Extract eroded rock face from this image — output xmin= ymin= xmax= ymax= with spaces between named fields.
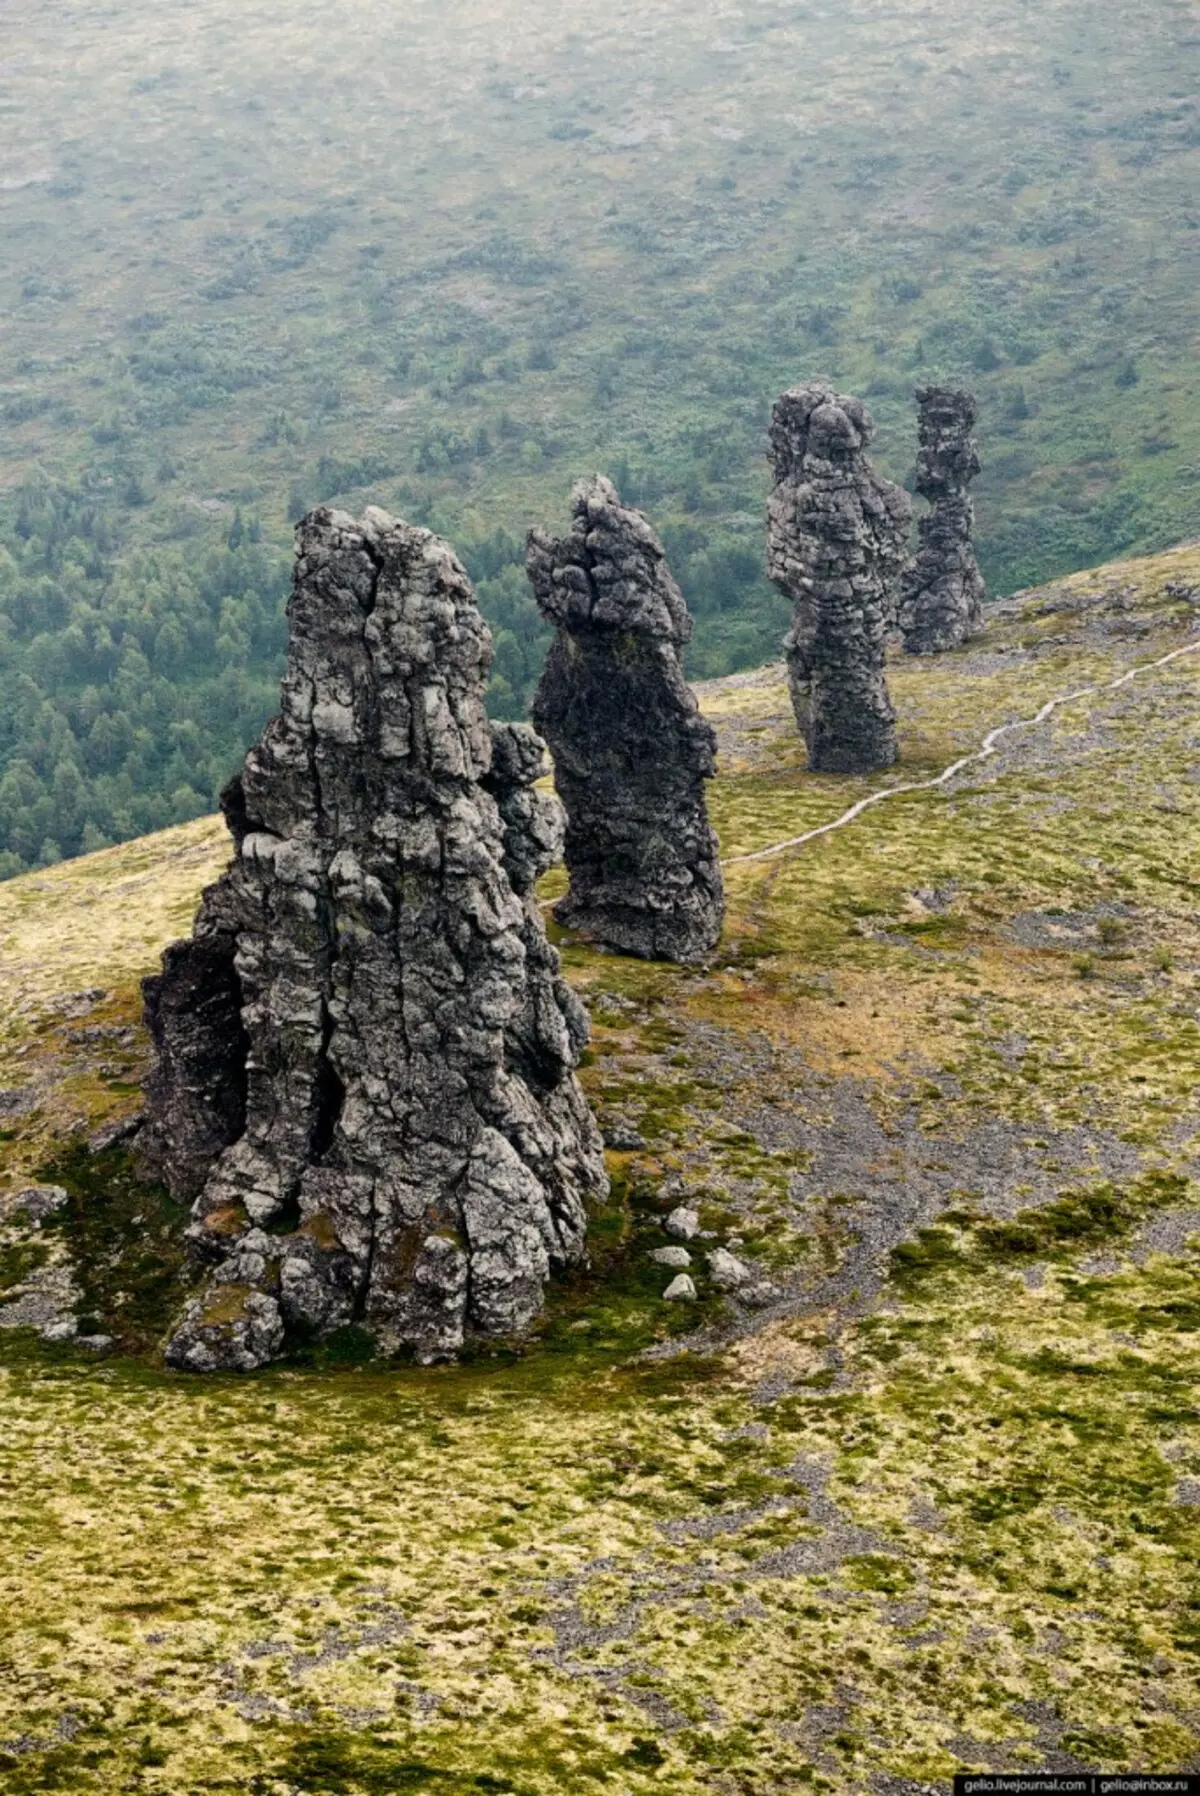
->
xmin=527 ymin=476 xmax=724 ymax=964
xmin=900 ymin=385 xmax=985 ymax=654
xmin=140 ymin=506 xmax=606 ymax=1372
xmin=767 ymin=383 xmax=912 ymax=773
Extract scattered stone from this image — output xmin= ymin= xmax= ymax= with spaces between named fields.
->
xmin=76 ymin=1334 xmax=115 ymax=1353
xmin=664 ymin=1205 xmax=700 ymax=1241
xmin=767 ymin=382 xmax=912 ymax=772
xmin=707 ymin=1247 xmax=752 ymax=1290
xmin=663 ymin=1273 xmax=697 ymax=1302
xmin=139 ymin=506 xmax=607 ymax=1373
xmin=88 ymin=1112 xmax=144 ymax=1155
xmin=900 ymin=386 xmax=986 ymax=654
xmin=41 ymin=1320 xmax=78 ymax=1343
xmin=740 ymin=1280 xmax=781 ymax=1309
xmin=9 ymin=1185 xmax=68 ymax=1226
xmin=527 ymin=475 xmax=724 ymax=963
xmin=51 ymin=988 xmax=109 ymax=1019
xmin=602 ymin=1125 xmax=647 ymax=1152
xmin=650 ymin=1246 xmax=692 ymax=1269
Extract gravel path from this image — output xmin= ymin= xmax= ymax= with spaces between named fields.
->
xmin=726 ymin=635 xmax=1200 ymax=867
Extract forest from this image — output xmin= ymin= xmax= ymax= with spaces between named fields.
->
xmin=0 ymin=0 xmax=1197 ymax=873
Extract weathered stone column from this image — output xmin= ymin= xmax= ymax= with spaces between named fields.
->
xmin=139 ymin=507 xmax=607 ymax=1371
xmin=527 ymin=476 xmax=724 ymax=964
xmin=900 ymin=385 xmax=986 ymax=654
xmin=767 ymin=383 xmax=912 ymax=773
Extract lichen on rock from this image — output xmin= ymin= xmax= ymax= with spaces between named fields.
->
xmin=899 ymin=385 xmax=986 ymax=654
xmin=139 ymin=506 xmax=607 ymax=1372
xmin=767 ymin=382 xmax=912 ymax=773
xmin=526 ymin=475 xmax=724 ymax=964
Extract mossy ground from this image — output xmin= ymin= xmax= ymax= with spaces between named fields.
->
xmin=3 ymin=546 xmax=1200 ymax=1792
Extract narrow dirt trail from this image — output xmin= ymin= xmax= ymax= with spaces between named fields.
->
xmin=723 ymin=636 xmax=1200 ymax=868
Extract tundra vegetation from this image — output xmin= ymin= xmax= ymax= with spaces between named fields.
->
xmin=1 ymin=543 xmax=1199 ymax=1792
xmin=1 ymin=0 xmax=1198 ymax=871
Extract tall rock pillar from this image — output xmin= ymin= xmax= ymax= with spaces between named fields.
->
xmin=139 ymin=507 xmax=607 ymax=1371
xmin=527 ymin=476 xmax=724 ymax=965
xmin=767 ymin=383 xmax=912 ymax=774
xmin=900 ymin=385 xmax=986 ymax=654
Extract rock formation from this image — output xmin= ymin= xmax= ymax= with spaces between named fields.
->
xmin=899 ymin=385 xmax=985 ymax=654
xmin=767 ymin=382 xmax=912 ymax=773
xmin=139 ymin=506 xmax=607 ymax=1372
xmin=526 ymin=476 xmax=724 ymax=964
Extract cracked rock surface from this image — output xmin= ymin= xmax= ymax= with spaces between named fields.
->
xmin=139 ymin=506 xmax=607 ymax=1372
xmin=900 ymin=385 xmax=986 ymax=654
xmin=527 ymin=475 xmax=724 ymax=964
xmin=767 ymin=382 xmax=912 ymax=773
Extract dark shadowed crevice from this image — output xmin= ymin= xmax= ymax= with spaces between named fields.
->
xmin=311 ymin=1051 xmax=345 ymax=1163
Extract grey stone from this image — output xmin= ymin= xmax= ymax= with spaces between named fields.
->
xmin=527 ymin=475 xmax=724 ymax=964
xmin=167 ymin=1288 xmax=286 ymax=1374
xmin=602 ymin=1125 xmax=647 ymax=1152
xmin=741 ymin=1280 xmax=782 ymax=1309
xmin=10 ymin=1185 xmax=68 ymax=1226
xmin=767 ymin=382 xmax=912 ymax=772
xmin=88 ymin=1112 xmax=145 ymax=1155
xmin=140 ymin=506 xmax=607 ymax=1373
xmin=664 ymin=1205 xmax=700 ymax=1241
xmin=707 ymin=1247 xmax=752 ymax=1290
xmin=663 ymin=1273 xmax=697 ymax=1302
xmin=650 ymin=1246 xmax=692 ymax=1269
xmin=900 ymin=386 xmax=986 ymax=654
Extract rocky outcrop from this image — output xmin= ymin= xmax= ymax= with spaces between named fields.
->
xmin=526 ymin=476 xmax=724 ymax=964
xmin=900 ymin=386 xmax=985 ymax=654
xmin=767 ymin=382 xmax=912 ymax=773
xmin=140 ymin=506 xmax=607 ymax=1372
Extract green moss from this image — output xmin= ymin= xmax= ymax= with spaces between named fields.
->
xmin=36 ymin=1143 xmax=197 ymax=1353
xmin=277 ymin=1731 xmax=519 ymax=1794
xmin=889 ymin=1173 xmax=1194 ymax=1295
xmin=0 ymin=1239 xmax=50 ymax=1294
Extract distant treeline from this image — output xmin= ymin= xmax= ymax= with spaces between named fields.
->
xmin=0 ymin=478 xmax=786 ymax=878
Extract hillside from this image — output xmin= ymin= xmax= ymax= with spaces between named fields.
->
xmin=2 ymin=0 xmax=1199 ymax=873
xmin=1 ymin=539 xmax=1199 ymax=1793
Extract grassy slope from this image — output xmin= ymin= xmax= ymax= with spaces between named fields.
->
xmin=1 ymin=541 xmax=1200 ymax=1792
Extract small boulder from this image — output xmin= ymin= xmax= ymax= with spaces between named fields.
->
xmin=741 ymin=1280 xmax=781 ymax=1309
xmin=650 ymin=1245 xmax=692 ymax=1269
xmin=708 ymin=1248 xmax=752 ymax=1290
xmin=11 ymin=1185 xmax=68 ymax=1226
xmin=603 ymin=1125 xmax=647 ymax=1152
xmin=664 ymin=1205 xmax=700 ymax=1241
xmin=663 ymin=1274 xmax=697 ymax=1302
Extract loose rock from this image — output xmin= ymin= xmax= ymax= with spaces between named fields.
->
xmin=664 ymin=1205 xmax=701 ymax=1241
xmin=767 ymin=382 xmax=912 ymax=772
xmin=900 ymin=386 xmax=986 ymax=654
xmin=650 ymin=1246 xmax=693 ymax=1269
xmin=663 ymin=1273 xmax=697 ymax=1302
xmin=139 ymin=506 xmax=607 ymax=1372
xmin=527 ymin=475 xmax=724 ymax=963
xmin=10 ymin=1185 xmax=69 ymax=1226
xmin=602 ymin=1125 xmax=647 ymax=1152
xmin=707 ymin=1247 xmax=752 ymax=1290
